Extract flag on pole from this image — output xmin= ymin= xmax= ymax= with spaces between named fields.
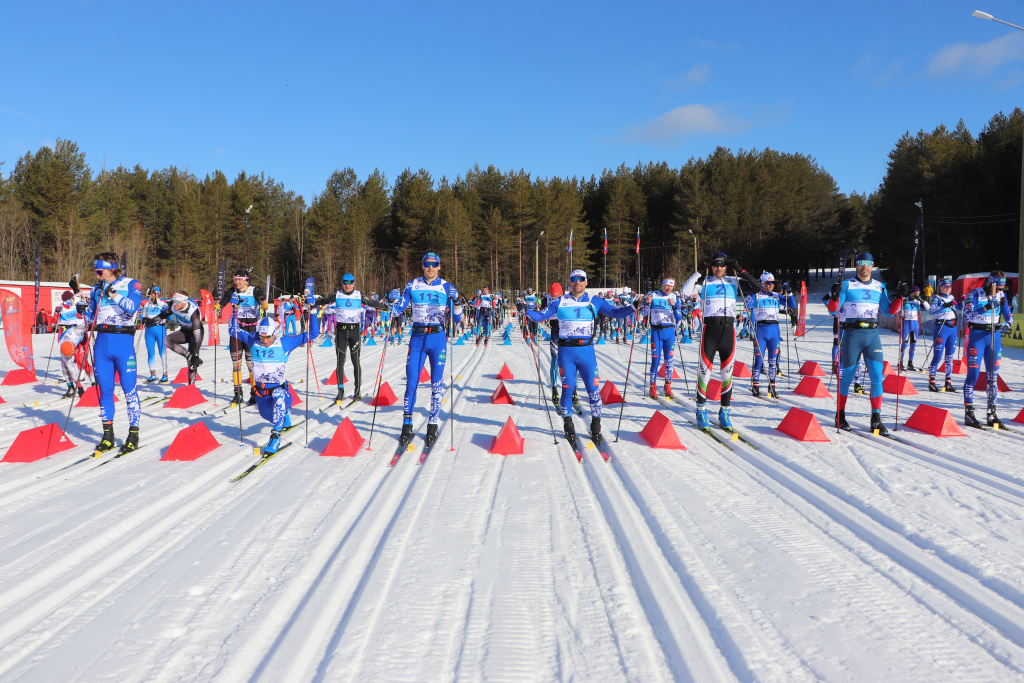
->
xmin=603 ymin=229 xmax=608 ymax=255
xmin=635 ymin=227 xmax=640 ymax=255
xmin=567 ymin=229 xmax=573 ymax=254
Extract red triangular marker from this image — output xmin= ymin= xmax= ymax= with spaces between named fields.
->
xmin=776 ymin=407 xmax=829 ymax=442
xmin=321 ymin=417 xmax=365 ymax=457
xmin=975 ymin=372 xmax=1012 ymax=392
xmin=600 ymin=380 xmax=623 ymax=405
xmin=489 ymin=417 xmax=524 ymax=455
xmin=794 ymin=376 xmax=831 ymax=398
xmin=172 ymin=367 xmax=202 ymax=384
xmin=639 ymin=411 xmax=685 ymax=449
xmin=732 ymin=361 xmax=752 ymax=378
xmin=883 ymin=374 xmax=918 ymax=395
xmin=288 ymin=384 xmax=302 ymax=405
xmin=162 ymin=422 xmax=221 ymax=460
xmin=657 ymin=364 xmax=682 ymax=379
xmin=798 ymin=361 xmax=825 ymax=377
xmin=2 ymin=423 xmax=75 ymax=462
xmin=491 ymin=382 xmax=515 ymax=404
xmin=904 ymin=404 xmax=965 ymax=437
xmin=496 ymin=363 xmax=514 ymax=380
xmin=76 ymin=385 xmax=118 ymax=408
xmin=371 ymin=381 xmax=398 ymax=406
xmin=324 ymin=370 xmax=349 ymax=385
xmin=419 ymin=365 xmax=430 ymax=383
xmin=164 ymin=385 xmax=207 ymax=409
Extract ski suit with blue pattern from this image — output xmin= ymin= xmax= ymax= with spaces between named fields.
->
xmin=86 ymin=276 xmax=144 ymax=427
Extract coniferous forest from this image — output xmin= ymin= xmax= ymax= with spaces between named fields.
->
xmin=0 ymin=108 xmax=1020 ymax=299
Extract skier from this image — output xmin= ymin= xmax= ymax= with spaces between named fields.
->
xmin=157 ymin=292 xmax=205 ymax=385
xmin=526 ymin=269 xmax=636 ymax=446
xmin=229 ymin=294 xmax=319 ymax=454
xmin=325 ymin=273 xmax=389 ymax=403
xmin=826 ymin=252 xmax=905 ymax=435
xmin=473 ymin=286 xmax=494 ymax=345
xmin=83 ymin=253 xmax=144 ymax=455
xmin=927 ymin=276 xmax=960 ymax=392
xmin=679 ymin=254 xmax=760 ymax=430
xmin=640 ymin=278 xmax=683 ymax=399
xmin=541 ymin=282 xmax=582 ymax=412
xmin=522 ymin=285 xmax=539 ymax=342
xmin=217 ymin=270 xmax=268 ymax=406
xmin=54 ymin=290 xmax=88 ymax=397
xmin=962 ymin=271 xmax=1014 ymax=428
xmin=744 ymin=272 xmax=795 ymax=399
xmin=387 ymin=289 xmax=403 ymax=344
xmin=390 ymin=251 xmax=464 ymax=449
xmin=899 ymin=286 xmax=922 ymax=371
xmin=140 ymin=286 xmax=169 ymax=383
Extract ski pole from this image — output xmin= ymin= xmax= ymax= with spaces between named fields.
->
xmin=304 ymin=303 xmax=311 ymax=446
xmin=232 ymin=308 xmax=244 ymax=446
xmin=43 ymin=323 xmax=57 ymax=383
xmin=674 ymin=334 xmax=690 ymax=398
xmin=364 ymin=320 xmax=395 ymax=451
xmin=449 ymin=298 xmax=456 ymax=452
xmin=527 ymin=331 xmax=558 ymax=444
xmin=784 ymin=304 xmax=792 ymax=390
xmin=614 ymin=325 xmax=640 ymax=443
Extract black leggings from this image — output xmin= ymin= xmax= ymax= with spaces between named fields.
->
xmin=167 ymin=327 xmax=204 ymax=358
xmin=335 ymin=324 xmax=362 ymax=391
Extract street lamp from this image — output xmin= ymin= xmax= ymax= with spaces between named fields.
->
xmin=974 ymin=9 xmax=1024 ymax=312
xmin=688 ymin=229 xmax=698 ymax=273
xmin=535 ymin=231 xmax=544 ymax=292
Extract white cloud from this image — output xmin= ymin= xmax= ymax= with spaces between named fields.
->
xmin=928 ymin=32 xmax=1024 ymax=78
xmin=0 ymin=105 xmax=40 ymax=126
xmin=850 ymin=53 xmax=903 ymax=84
xmin=622 ymin=103 xmax=753 ymax=145
xmin=664 ymin=62 xmax=711 ymax=91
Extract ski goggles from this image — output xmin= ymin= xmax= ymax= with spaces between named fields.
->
xmin=171 ymin=293 xmax=189 ymax=303
xmin=422 ymin=252 xmax=441 ymax=267
xmin=342 ymin=277 xmax=355 ymax=285
xmin=569 ymin=275 xmax=587 ymax=283
xmin=988 ymin=276 xmax=1007 ymax=287
xmin=94 ymin=259 xmax=118 ymax=271
xmin=855 ymin=258 xmax=873 ymax=267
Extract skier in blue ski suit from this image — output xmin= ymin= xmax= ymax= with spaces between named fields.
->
xmin=927 ymin=276 xmax=961 ymax=393
xmin=899 ymin=287 xmax=922 ymax=371
xmin=639 ymin=278 xmax=683 ymax=399
xmin=230 ymin=295 xmax=318 ymax=454
xmin=743 ymin=271 xmax=796 ymax=399
xmin=140 ymin=287 xmax=169 ymax=383
xmin=391 ymin=251 xmax=464 ymax=447
xmin=83 ymin=252 xmax=144 ymax=455
xmin=526 ymin=268 xmax=636 ymax=445
xmin=961 ymin=271 xmax=1014 ymax=429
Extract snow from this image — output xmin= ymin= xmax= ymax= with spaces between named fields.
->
xmin=1 ymin=273 xmax=1024 ymax=681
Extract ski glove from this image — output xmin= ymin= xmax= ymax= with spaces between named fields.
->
xmin=943 ymin=300 xmax=957 ymax=308
xmin=830 ymin=283 xmax=841 ymax=301
xmin=69 ymin=276 xmax=79 ymax=294
xmin=896 ymin=282 xmax=909 ymax=299
xmin=1001 ymin=322 xmax=1012 ymax=332
xmin=725 ymin=258 xmax=739 ymax=270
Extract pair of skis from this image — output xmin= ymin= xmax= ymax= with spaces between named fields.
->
xmin=565 ymin=421 xmax=608 ymax=464
xmin=229 ymin=419 xmax=306 ymax=482
xmin=390 ymin=429 xmax=441 ymax=467
xmin=648 ymin=393 xmax=758 ymax=451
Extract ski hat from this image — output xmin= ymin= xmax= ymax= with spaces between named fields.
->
xmin=760 ymin=271 xmax=775 ymax=284
xmin=152 ymin=286 xmax=161 ymax=294
xmin=476 ymin=289 xmax=482 ymax=295
xmin=550 ymin=282 xmax=563 ymax=297
xmin=711 ymin=253 xmax=727 ymax=266
xmin=94 ymin=258 xmax=118 ymax=270
xmin=422 ymin=251 xmax=441 ymax=267
xmin=910 ymin=285 xmax=921 ymax=294
xmin=661 ymin=278 xmax=675 ymax=287
xmin=855 ymin=252 xmax=874 ymax=266
xmin=569 ymin=269 xmax=587 ymax=282
xmin=939 ymin=276 xmax=952 ymax=287
xmin=389 ymin=288 xmax=400 ymax=301
xmin=61 ymin=290 xmax=73 ymax=302
xmin=342 ymin=273 xmax=355 ymax=284
xmin=526 ymin=285 xmax=534 ymax=291
xmin=257 ymin=317 xmax=279 ymax=336
xmin=988 ymin=274 xmax=1007 ymax=287
xmin=233 ymin=269 xmax=249 ymax=279
xmin=622 ymin=285 xmax=630 ymax=293
xmin=171 ymin=292 xmax=189 ymax=303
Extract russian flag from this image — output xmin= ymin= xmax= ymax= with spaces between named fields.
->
xmin=568 ymin=229 xmax=573 ymax=254
xmin=603 ymin=229 xmax=608 ymax=255
xmin=635 ymin=227 xmax=640 ymax=255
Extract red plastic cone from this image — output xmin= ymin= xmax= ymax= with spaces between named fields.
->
xmin=974 ymin=372 xmax=1012 ymax=392
xmin=162 ymin=422 xmax=221 ymax=460
xmin=600 ymin=380 xmax=623 ymax=405
xmin=1013 ymin=406 xmax=1024 ymax=424
xmin=489 ymin=417 xmax=525 ymax=455
xmin=419 ymin=365 xmax=430 ymax=383
xmin=2 ymin=423 xmax=75 ymax=462
xmin=938 ymin=360 xmax=967 ymax=374
xmin=324 ymin=370 xmax=348 ymax=385
xmin=701 ymin=378 xmax=722 ymax=401
xmin=794 ymin=376 xmax=832 ymax=398
xmin=0 ymin=394 xmax=6 ymax=405
xmin=371 ymin=381 xmax=398 ymax=406
xmin=883 ymin=374 xmax=918 ymax=395
xmin=288 ymin=384 xmax=302 ymax=405
xmin=798 ymin=361 xmax=825 ymax=377
xmin=1 ymin=368 xmax=36 ymax=385
xmin=491 ymin=381 xmax=515 ymax=404
xmin=882 ymin=361 xmax=895 ymax=377
xmin=321 ymin=417 xmax=365 ymax=456
xmin=172 ymin=367 xmax=202 ymax=384
xmin=657 ymin=364 xmax=682 ymax=379
xmin=776 ymin=407 xmax=829 ymax=442
xmin=496 ymin=363 xmax=514 ymax=380
xmin=904 ymin=404 xmax=966 ymax=437
xmin=76 ymin=385 xmax=119 ymax=408
xmin=639 ymin=411 xmax=685 ymax=449
xmin=732 ymin=361 xmax=752 ymax=378
xmin=164 ymin=385 xmax=207 ymax=409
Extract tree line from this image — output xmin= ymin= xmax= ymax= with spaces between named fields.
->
xmin=0 ymin=109 xmax=1019 ymax=302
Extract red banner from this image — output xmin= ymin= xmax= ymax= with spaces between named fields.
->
xmin=0 ymin=288 xmax=36 ymax=373
xmin=795 ymin=281 xmax=808 ymax=337
xmin=200 ymin=289 xmax=218 ymax=345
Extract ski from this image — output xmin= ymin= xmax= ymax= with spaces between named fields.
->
xmin=419 ymin=432 xmax=439 ymax=465
xmin=391 ymin=435 xmax=415 ymax=467
xmin=589 ymin=432 xmax=610 ymax=462
xmin=230 ymin=443 xmax=293 ymax=482
xmin=43 ymin=450 xmax=111 ymax=476
xmin=714 ymin=422 xmax=759 ymax=450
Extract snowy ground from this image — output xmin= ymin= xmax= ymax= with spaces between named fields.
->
xmin=1 ymin=273 xmax=1024 ymax=682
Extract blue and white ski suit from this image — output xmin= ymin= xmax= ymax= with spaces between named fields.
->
xmin=86 ymin=277 xmax=144 ymax=427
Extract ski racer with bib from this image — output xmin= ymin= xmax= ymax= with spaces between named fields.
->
xmin=640 ymin=278 xmax=683 ymax=399
xmin=217 ymin=270 xmax=268 ymax=406
xmin=961 ymin=271 xmax=1014 ymax=429
xmin=927 ymin=276 xmax=961 ymax=393
xmin=85 ymin=252 xmax=144 ymax=455
xmin=140 ymin=286 xmax=169 ymax=382
xmin=743 ymin=271 xmax=795 ymax=399
xmin=391 ymin=251 xmax=464 ymax=450
xmin=472 ymin=286 xmax=494 ymax=345
xmin=522 ymin=286 xmax=540 ymax=342
xmin=54 ymin=289 xmax=88 ymax=398
xmin=899 ymin=286 xmax=922 ymax=371
xmin=229 ymin=294 xmax=319 ymax=454
xmin=157 ymin=292 xmax=205 ymax=385
xmin=325 ymin=273 xmax=388 ymax=403
xmin=526 ymin=269 xmax=636 ymax=446
xmin=826 ymin=252 xmax=905 ymax=435
xmin=679 ymin=254 xmax=760 ymax=430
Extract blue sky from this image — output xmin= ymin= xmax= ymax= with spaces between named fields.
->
xmin=3 ymin=1 xmax=1024 ymax=202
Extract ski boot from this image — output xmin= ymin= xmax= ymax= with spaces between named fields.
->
xmin=247 ymin=390 xmax=257 ymax=407
xmin=750 ymin=382 xmax=761 ymax=398
xmin=187 ymin=352 xmax=203 ymax=369
xmin=572 ymin=392 xmax=582 ymax=414
xmin=350 ymin=392 xmax=362 ymax=402
xmin=869 ymin=411 xmax=889 ymax=436
xmin=944 ymin=378 xmax=956 ymax=393
xmin=76 ymin=384 xmax=85 ymax=398
xmin=146 ymin=372 xmax=158 ymax=383
xmin=768 ymin=381 xmax=778 ymax=399
xmin=335 ymin=388 xmax=346 ymax=405
xmin=187 ymin=367 xmax=198 ymax=385
xmin=61 ymin=383 xmax=77 ymax=399
xmin=696 ymin=402 xmax=710 ymax=429
xmin=398 ymin=417 xmax=415 ymax=450
xmin=835 ymin=410 xmax=851 ymax=431
xmin=425 ymin=423 xmax=439 ymax=448
xmin=282 ymin=414 xmax=293 ymax=432
xmin=119 ymin=426 xmax=139 ymax=455
xmin=928 ymin=377 xmax=940 ymax=392
xmin=664 ymin=381 xmax=674 ymax=399
xmin=590 ymin=418 xmax=603 ymax=447
xmin=476 ymin=337 xmax=481 ymax=346
xmin=95 ymin=422 xmax=116 ymax=456
xmin=964 ymin=404 xmax=982 ymax=429
xmin=563 ymin=416 xmax=577 ymax=443
xmin=718 ymin=406 xmax=734 ymax=431
xmin=987 ymin=406 xmax=1005 ymax=429
xmin=484 ymin=337 xmax=489 ymax=346
xmin=649 ymin=383 xmax=658 ymax=399
xmin=263 ymin=430 xmax=282 ymax=455
xmin=551 ymin=388 xmax=559 ymax=405
xmin=158 ymin=374 xmax=169 ymax=383
xmin=907 ymin=362 xmax=917 ymax=372
xmin=853 ymin=382 xmax=864 ymax=395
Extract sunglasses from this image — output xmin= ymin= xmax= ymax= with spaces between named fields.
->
xmin=763 ymin=281 xmax=775 ymax=286
xmin=94 ymin=269 xmax=105 ymax=276
xmin=569 ymin=276 xmax=586 ymax=283
xmin=856 ymin=260 xmax=873 ymax=267
xmin=342 ymin=280 xmax=355 ymax=285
